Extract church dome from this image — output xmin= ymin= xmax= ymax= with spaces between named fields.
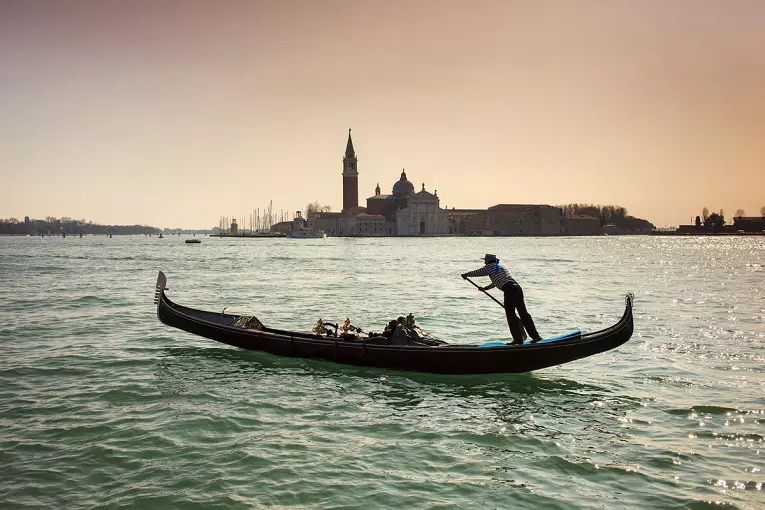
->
xmin=392 ymin=170 xmax=415 ymax=197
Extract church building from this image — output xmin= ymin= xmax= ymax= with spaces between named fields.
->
xmin=311 ymin=130 xmax=449 ymax=236
xmin=366 ymin=170 xmax=448 ymax=235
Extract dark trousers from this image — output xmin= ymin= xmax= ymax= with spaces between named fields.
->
xmin=503 ymin=283 xmax=542 ymax=343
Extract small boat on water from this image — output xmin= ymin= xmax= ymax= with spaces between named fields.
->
xmin=289 ymin=229 xmax=326 ymax=239
xmin=154 ymin=272 xmax=634 ymax=374
xmin=185 ymin=238 xmax=201 ymax=244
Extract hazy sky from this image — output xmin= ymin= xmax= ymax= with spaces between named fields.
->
xmin=1 ymin=0 xmax=763 ymax=228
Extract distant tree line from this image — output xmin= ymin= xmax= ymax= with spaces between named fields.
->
xmin=558 ymin=204 xmax=655 ymax=231
xmin=0 ymin=216 xmax=161 ymax=236
xmin=733 ymin=206 xmax=765 ymax=218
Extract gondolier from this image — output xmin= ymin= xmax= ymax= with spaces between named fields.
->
xmin=461 ymin=254 xmax=543 ymax=345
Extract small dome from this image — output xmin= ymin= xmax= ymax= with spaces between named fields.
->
xmin=392 ymin=170 xmax=415 ymax=197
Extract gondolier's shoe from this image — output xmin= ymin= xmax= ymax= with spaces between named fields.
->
xmin=509 ymin=340 xmax=523 ymax=345
xmin=530 ymin=337 xmax=542 ymax=343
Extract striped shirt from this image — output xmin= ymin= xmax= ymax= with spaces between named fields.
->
xmin=464 ymin=262 xmax=517 ymax=291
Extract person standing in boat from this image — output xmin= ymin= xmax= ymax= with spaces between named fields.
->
xmin=461 ymin=254 xmax=543 ymax=345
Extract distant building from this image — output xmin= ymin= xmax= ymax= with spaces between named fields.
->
xmin=447 ymin=205 xmax=565 ymax=236
xmin=733 ymin=216 xmax=765 ymax=232
xmin=311 ymin=212 xmax=342 ymax=236
xmin=486 ymin=204 xmax=562 ymax=236
xmin=270 ymin=221 xmax=292 ymax=235
xmin=563 ymin=214 xmax=602 ymax=235
xmin=447 ymin=209 xmax=491 ymax=235
xmin=337 ymin=212 xmax=386 ymax=236
xmin=676 ymin=224 xmax=701 ymax=234
xmin=230 ymin=219 xmax=238 ymax=236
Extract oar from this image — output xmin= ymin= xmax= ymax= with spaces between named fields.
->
xmin=463 ymin=276 xmax=528 ymax=341
xmin=464 ymin=276 xmax=505 ymax=309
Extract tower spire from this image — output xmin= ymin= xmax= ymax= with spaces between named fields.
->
xmin=345 ymin=128 xmax=355 ymax=157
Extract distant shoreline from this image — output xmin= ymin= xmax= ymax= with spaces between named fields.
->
xmin=649 ymin=231 xmax=764 ymax=236
xmin=3 ymin=232 xmax=761 ymax=238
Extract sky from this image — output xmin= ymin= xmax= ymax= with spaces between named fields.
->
xmin=1 ymin=0 xmax=763 ymax=228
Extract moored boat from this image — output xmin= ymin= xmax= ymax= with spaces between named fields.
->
xmin=289 ymin=229 xmax=326 ymax=239
xmin=154 ymin=271 xmax=634 ymax=374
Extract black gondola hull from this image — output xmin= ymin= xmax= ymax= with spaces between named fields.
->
xmin=155 ymin=272 xmax=633 ymax=374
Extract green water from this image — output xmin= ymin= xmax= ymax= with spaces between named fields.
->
xmin=0 ymin=236 xmax=762 ymax=508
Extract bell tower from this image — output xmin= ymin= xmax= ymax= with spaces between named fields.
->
xmin=342 ymin=129 xmax=358 ymax=211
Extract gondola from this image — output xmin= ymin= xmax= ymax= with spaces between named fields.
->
xmin=154 ymin=271 xmax=634 ymax=374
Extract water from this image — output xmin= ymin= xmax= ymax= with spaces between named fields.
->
xmin=0 ymin=235 xmax=762 ymax=509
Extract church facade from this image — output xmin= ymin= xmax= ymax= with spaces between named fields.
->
xmin=365 ymin=170 xmax=449 ymax=235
